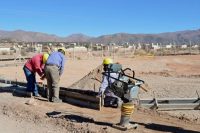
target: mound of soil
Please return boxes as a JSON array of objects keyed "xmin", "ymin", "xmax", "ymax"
[{"xmin": 69, "ymin": 65, "xmax": 103, "ymax": 92}]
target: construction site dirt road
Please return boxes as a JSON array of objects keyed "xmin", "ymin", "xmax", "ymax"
[
  {"xmin": 0, "ymin": 92, "xmax": 200, "ymax": 133},
  {"xmin": 0, "ymin": 55, "xmax": 200, "ymax": 132}
]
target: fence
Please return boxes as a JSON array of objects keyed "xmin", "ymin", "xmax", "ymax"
[
  {"xmin": 66, "ymin": 46, "xmax": 200, "ymax": 60},
  {"xmin": 0, "ymin": 43, "xmax": 200, "ymax": 60}
]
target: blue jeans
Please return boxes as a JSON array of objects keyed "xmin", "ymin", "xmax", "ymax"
[{"xmin": 23, "ymin": 66, "xmax": 39, "ymax": 96}]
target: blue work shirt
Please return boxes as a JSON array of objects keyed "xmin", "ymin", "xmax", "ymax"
[{"xmin": 46, "ymin": 51, "xmax": 66, "ymax": 75}]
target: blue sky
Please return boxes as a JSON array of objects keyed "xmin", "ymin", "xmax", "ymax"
[{"xmin": 0, "ymin": 0, "xmax": 200, "ymax": 37}]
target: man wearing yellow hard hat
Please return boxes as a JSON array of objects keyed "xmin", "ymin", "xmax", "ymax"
[
  {"xmin": 23, "ymin": 53, "xmax": 49, "ymax": 97},
  {"xmin": 98, "ymin": 58, "xmax": 122, "ymax": 107},
  {"xmin": 44, "ymin": 47, "xmax": 66, "ymax": 103},
  {"xmin": 103, "ymin": 58, "xmax": 113, "ymax": 65}
]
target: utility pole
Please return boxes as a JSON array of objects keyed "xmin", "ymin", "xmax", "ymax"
[
  {"xmin": 160, "ymin": 43, "xmax": 163, "ymax": 56},
  {"xmin": 198, "ymin": 43, "xmax": 200, "ymax": 54},
  {"xmin": 72, "ymin": 43, "xmax": 76, "ymax": 60},
  {"xmin": 124, "ymin": 43, "xmax": 126, "ymax": 57},
  {"xmin": 73, "ymin": 44, "xmax": 75, "ymax": 60},
  {"xmin": 189, "ymin": 41, "xmax": 192, "ymax": 55},
  {"xmin": 112, "ymin": 44, "xmax": 115, "ymax": 60},
  {"xmin": 101, "ymin": 44, "xmax": 104, "ymax": 58},
  {"xmin": 173, "ymin": 42, "xmax": 176, "ymax": 55}
]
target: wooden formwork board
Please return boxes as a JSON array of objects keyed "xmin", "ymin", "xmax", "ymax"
[
  {"xmin": 0, "ymin": 57, "xmax": 30, "ymax": 61},
  {"xmin": 0, "ymin": 78, "xmax": 101, "ymax": 110},
  {"xmin": 140, "ymin": 98, "xmax": 200, "ymax": 110},
  {"xmin": 140, "ymin": 103, "xmax": 200, "ymax": 110}
]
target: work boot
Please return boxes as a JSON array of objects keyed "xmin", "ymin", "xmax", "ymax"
[
  {"xmin": 52, "ymin": 97, "xmax": 62, "ymax": 103},
  {"xmin": 113, "ymin": 122, "xmax": 138, "ymax": 131},
  {"xmin": 125, "ymin": 123, "xmax": 138, "ymax": 129}
]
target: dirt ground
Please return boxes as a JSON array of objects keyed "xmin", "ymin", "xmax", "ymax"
[
  {"xmin": 0, "ymin": 91, "xmax": 200, "ymax": 133},
  {"xmin": 0, "ymin": 55, "xmax": 200, "ymax": 132}
]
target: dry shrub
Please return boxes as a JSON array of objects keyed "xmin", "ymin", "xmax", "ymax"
[
  {"xmin": 147, "ymin": 50, "xmax": 155, "ymax": 56},
  {"xmin": 21, "ymin": 50, "xmax": 28, "ymax": 56},
  {"xmin": 10, "ymin": 51, "xmax": 14, "ymax": 55},
  {"xmin": 1, "ymin": 51, "xmax": 9, "ymax": 55},
  {"xmin": 162, "ymin": 49, "xmax": 173, "ymax": 55},
  {"xmin": 77, "ymin": 57, "xmax": 81, "ymax": 60},
  {"xmin": 134, "ymin": 49, "xmax": 148, "ymax": 56}
]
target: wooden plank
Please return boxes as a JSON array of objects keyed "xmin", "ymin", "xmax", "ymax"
[
  {"xmin": 61, "ymin": 96, "xmax": 100, "ymax": 110},
  {"xmin": 60, "ymin": 87, "xmax": 98, "ymax": 96},
  {"xmin": 12, "ymin": 89, "xmax": 32, "ymax": 97},
  {"xmin": 60, "ymin": 90, "xmax": 100, "ymax": 103},
  {"xmin": 0, "ymin": 57, "xmax": 30, "ymax": 61},
  {"xmin": 0, "ymin": 84, "xmax": 13, "ymax": 92},
  {"xmin": 140, "ymin": 103, "xmax": 200, "ymax": 110},
  {"xmin": 140, "ymin": 98, "xmax": 200, "ymax": 104},
  {"xmin": 0, "ymin": 79, "xmax": 101, "ymax": 110}
]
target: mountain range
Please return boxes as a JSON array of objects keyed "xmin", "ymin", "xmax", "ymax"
[{"xmin": 0, "ymin": 29, "xmax": 200, "ymax": 44}]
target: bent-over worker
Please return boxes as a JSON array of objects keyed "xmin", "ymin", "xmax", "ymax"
[{"xmin": 23, "ymin": 53, "xmax": 49, "ymax": 97}]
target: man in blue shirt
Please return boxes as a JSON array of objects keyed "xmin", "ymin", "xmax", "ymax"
[{"xmin": 44, "ymin": 48, "xmax": 66, "ymax": 103}]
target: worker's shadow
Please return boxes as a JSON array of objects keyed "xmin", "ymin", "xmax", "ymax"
[
  {"xmin": 135, "ymin": 122, "xmax": 200, "ymax": 133},
  {"xmin": 46, "ymin": 111, "xmax": 113, "ymax": 127}
]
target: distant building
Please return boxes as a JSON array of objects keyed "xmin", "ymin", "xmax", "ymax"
[
  {"xmin": 192, "ymin": 44, "xmax": 199, "ymax": 48},
  {"xmin": 66, "ymin": 46, "xmax": 87, "ymax": 52},
  {"xmin": 137, "ymin": 43, "xmax": 142, "ymax": 49},
  {"xmin": 166, "ymin": 43, "xmax": 173, "ymax": 49},
  {"xmin": 152, "ymin": 43, "xmax": 160, "ymax": 50},
  {"xmin": 181, "ymin": 44, "xmax": 187, "ymax": 49},
  {"xmin": 0, "ymin": 47, "xmax": 10, "ymax": 54}
]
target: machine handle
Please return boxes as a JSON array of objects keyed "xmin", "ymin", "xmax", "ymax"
[{"xmin": 121, "ymin": 68, "xmax": 135, "ymax": 78}]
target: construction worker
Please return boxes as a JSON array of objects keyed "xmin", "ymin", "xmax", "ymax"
[
  {"xmin": 44, "ymin": 48, "xmax": 66, "ymax": 103},
  {"xmin": 23, "ymin": 53, "xmax": 49, "ymax": 97},
  {"xmin": 98, "ymin": 58, "xmax": 122, "ymax": 107}
]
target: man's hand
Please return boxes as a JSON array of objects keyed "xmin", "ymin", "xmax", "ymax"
[
  {"xmin": 37, "ymin": 81, "xmax": 43, "ymax": 86},
  {"xmin": 40, "ymin": 75, "xmax": 45, "ymax": 80}
]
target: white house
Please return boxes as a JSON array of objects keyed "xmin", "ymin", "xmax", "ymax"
[
  {"xmin": 152, "ymin": 43, "xmax": 160, "ymax": 50},
  {"xmin": 166, "ymin": 43, "xmax": 173, "ymax": 49},
  {"xmin": 137, "ymin": 43, "xmax": 142, "ymax": 49},
  {"xmin": 181, "ymin": 44, "xmax": 187, "ymax": 49},
  {"xmin": 192, "ymin": 44, "xmax": 199, "ymax": 48},
  {"xmin": 0, "ymin": 47, "xmax": 10, "ymax": 54},
  {"xmin": 66, "ymin": 46, "xmax": 87, "ymax": 52},
  {"xmin": 127, "ymin": 45, "xmax": 134, "ymax": 49},
  {"xmin": 59, "ymin": 43, "xmax": 64, "ymax": 46}
]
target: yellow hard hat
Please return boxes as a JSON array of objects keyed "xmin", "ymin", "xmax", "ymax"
[
  {"xmin": 58, "ymin": 47, "xmax": 66, "ymax": 55},
  {"xmin": 43, "ymin": 53, "xmax": 49, "ymax": 64},
  {"xmin": 103, "ymin": 58, "xmax": 113, "ymax": 65}
]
